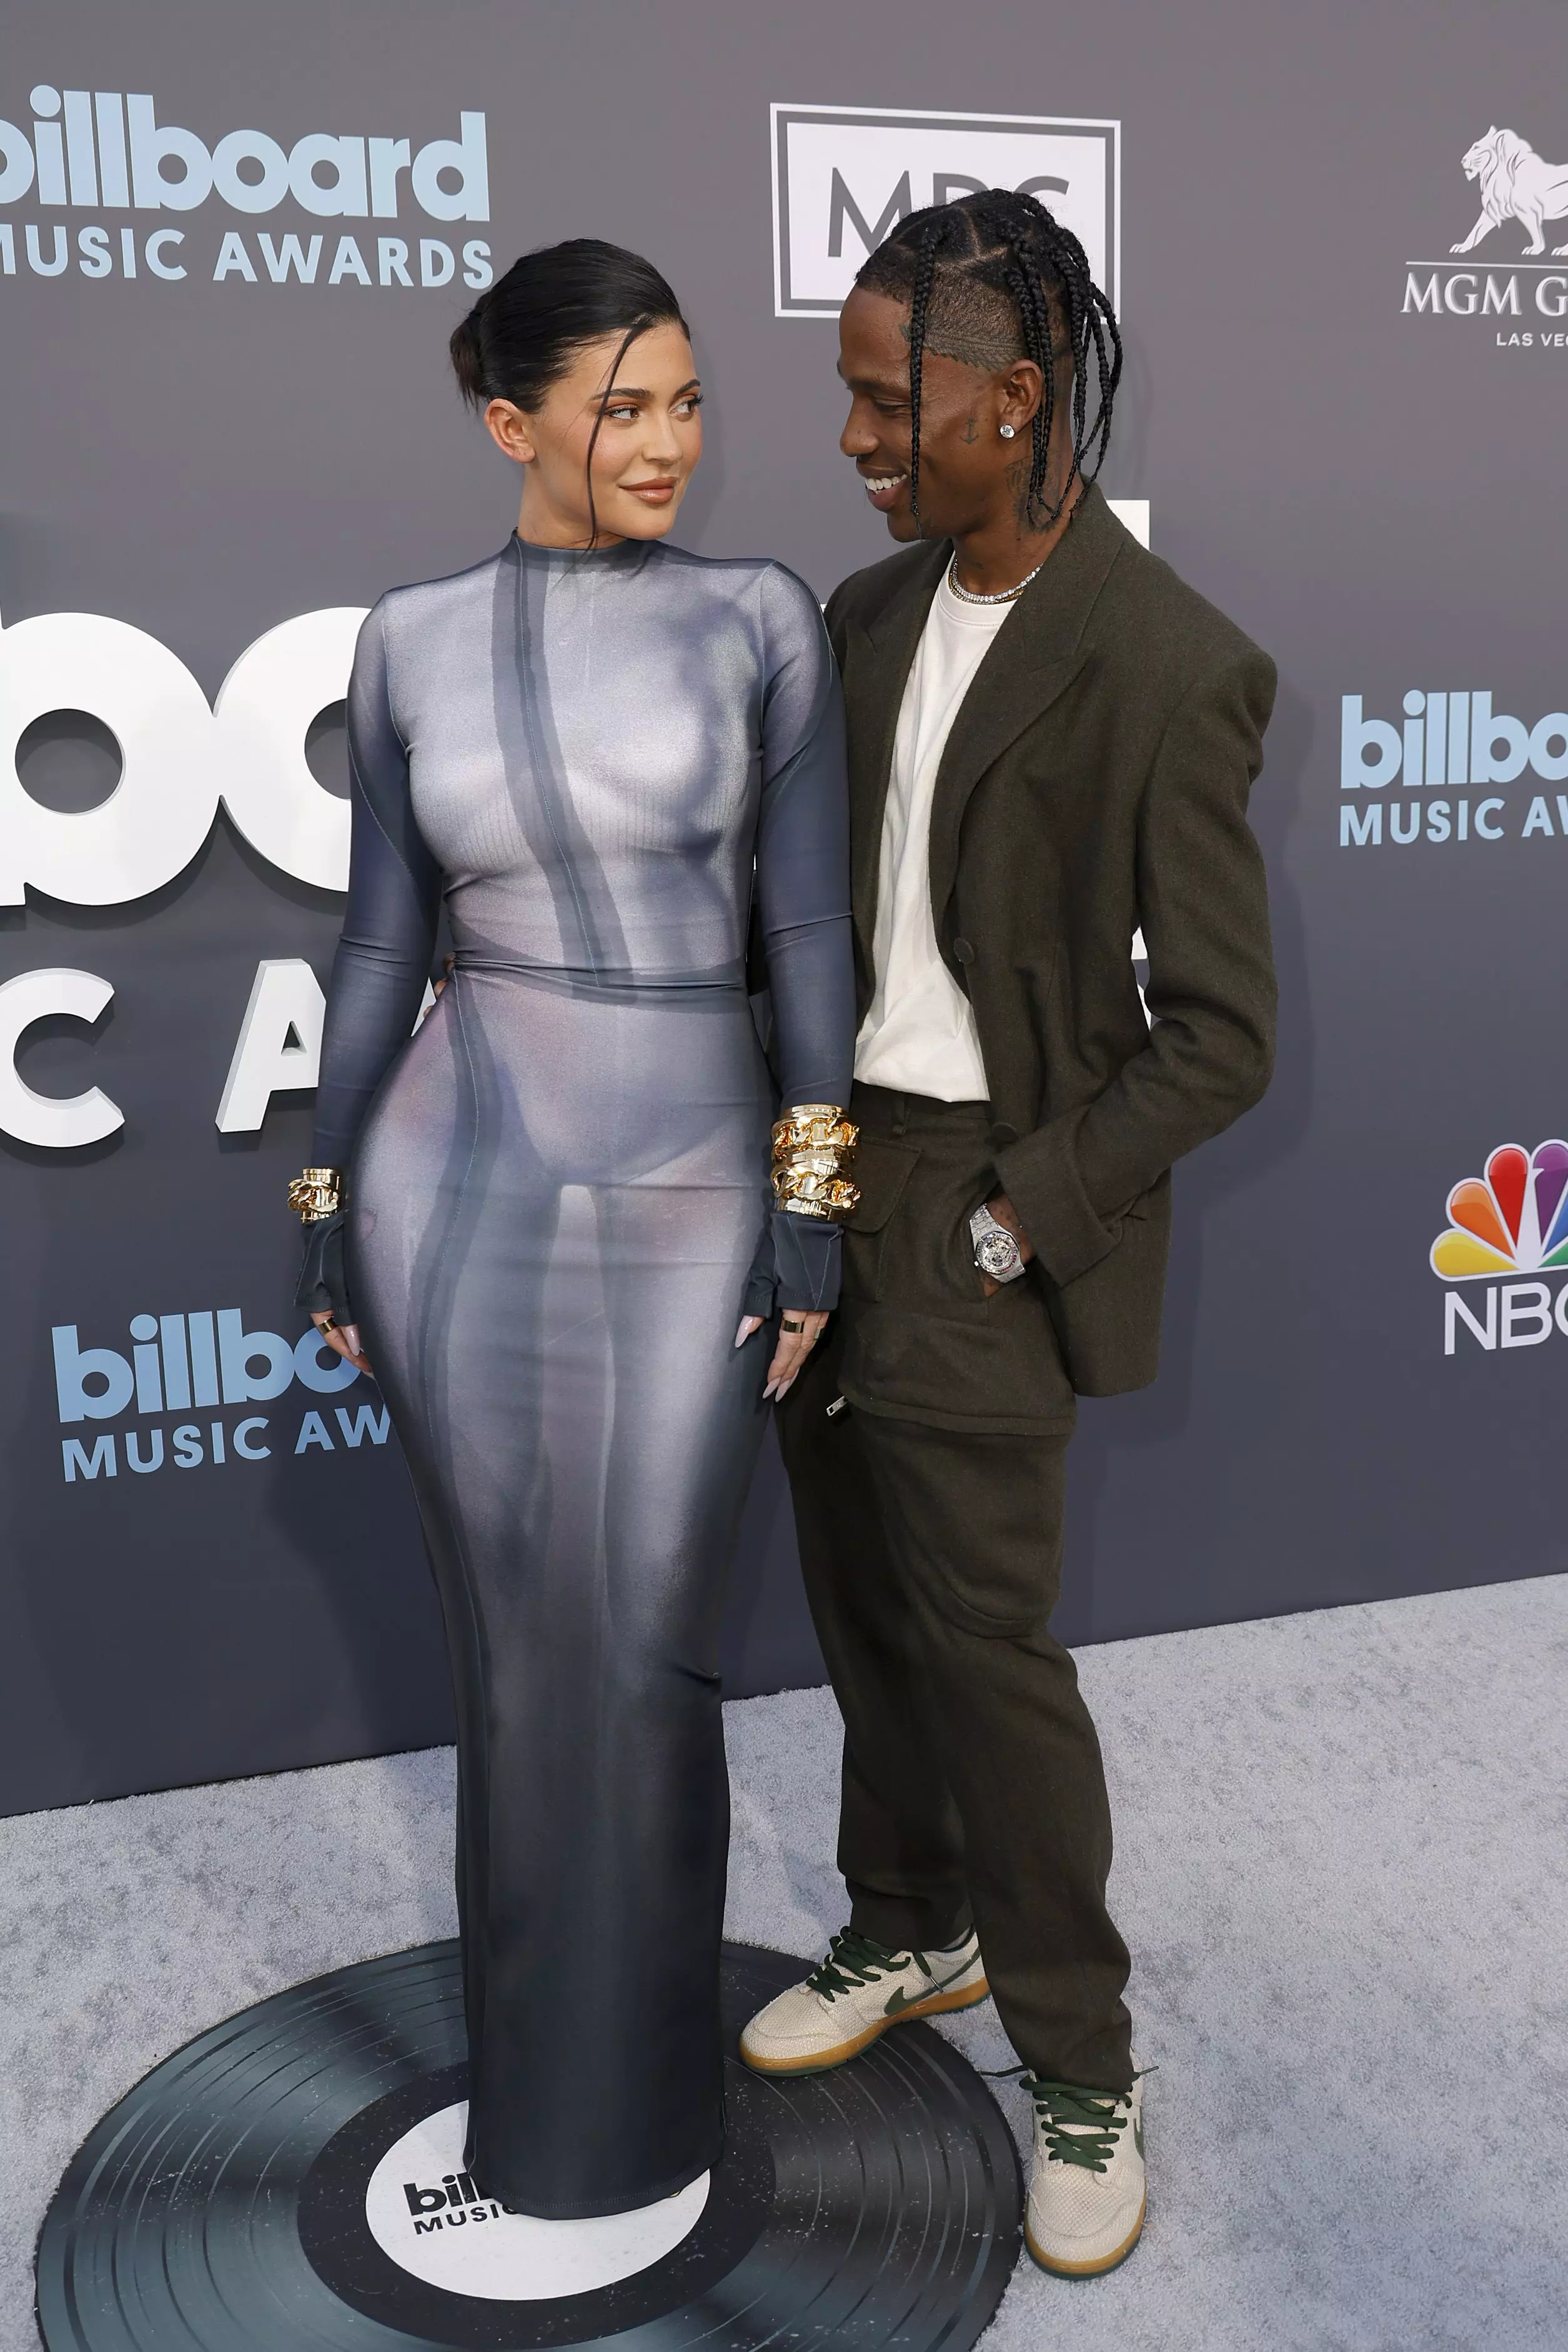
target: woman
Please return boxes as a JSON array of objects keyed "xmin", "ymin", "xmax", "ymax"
[{"xmin": 290, "ymin": 239, "xmax": 856, "ymax": 2218}]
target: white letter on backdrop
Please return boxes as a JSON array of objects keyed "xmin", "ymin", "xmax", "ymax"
[
  {"xmin": 0, "ymin": 611, "xmax": 214, "ymax": 904},
  {"xmin": 216, "ymin": 958, "xmax": 325, "ymax": 1133},
  {"xmin": 213, "ymin": 607, "xmax": 363, "ymax": 890},
  {"xmin": 0, "ymin": 967, "xmax": 123, "ymax": 1147},
  {"xmin": 0, "ymin": 605, "xmax": 365, "ymax": 904}
]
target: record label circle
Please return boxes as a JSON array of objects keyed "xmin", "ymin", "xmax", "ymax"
[
  {"xmin": 37, "ymin": 1939, "xmax": 1022, "ymax": 2352},
  {"xmin": 363, "ymin": 2101, "xmax": 710, "ymax": 2300}
]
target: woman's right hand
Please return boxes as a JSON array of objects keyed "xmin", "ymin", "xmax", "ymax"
[
  {"xmin": 313, "ymin": 1308, "xmax": 371, "ymax": 1375},
  {"xmin": 733, "ymin": 1308, "xmax": 828, "ymax": 1400}
]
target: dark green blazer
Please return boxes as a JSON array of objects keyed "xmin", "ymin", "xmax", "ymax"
[{"xmin": 825, "ymin": 482, "xmax": 1278, "ymax": 1397}]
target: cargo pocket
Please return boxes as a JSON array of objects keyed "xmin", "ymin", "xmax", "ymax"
[{"xmin": 840, "ymin": 1134, "xmax": 920, "ymax": 1305}]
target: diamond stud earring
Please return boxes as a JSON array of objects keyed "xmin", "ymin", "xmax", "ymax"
[{"xmin": 999, "ymin": 422, "xmax": 1016, "ymax": 439}]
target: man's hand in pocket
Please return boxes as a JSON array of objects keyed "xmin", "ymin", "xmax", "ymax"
[{"xmin": 978, "ymin": 1189, "xmax": 1035, "ymax": 1298}]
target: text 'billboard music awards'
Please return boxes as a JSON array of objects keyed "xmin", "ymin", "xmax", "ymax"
[{"xmin": 0, "ymin": 84, "xmax": 493, "ymax": 289}]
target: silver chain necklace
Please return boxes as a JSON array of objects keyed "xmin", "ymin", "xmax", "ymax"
[{"xmin": 946, "ymin": 550, "xmax": 1047, "ymax": 606}]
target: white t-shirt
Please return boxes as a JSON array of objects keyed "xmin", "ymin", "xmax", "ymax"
[{"xmin": 853, "ymin": 565, "xmax": 1013, "ymax": 1099}]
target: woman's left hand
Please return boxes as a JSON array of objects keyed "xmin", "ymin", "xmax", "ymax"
[
  {"xmin": 734, "ymin": 1309, "xmax": 830, "ymax": 1401},
  {"xmin": 312, "ymin": 1306, "xmax": 372, "ymax": 1375}
]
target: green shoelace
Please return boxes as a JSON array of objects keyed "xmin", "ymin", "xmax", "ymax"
[
  {"xmin": 805, "ymin": 1927, "xmax": 923, "ymax": 2003},
  {"xmin": 1021, "ymin": 2078, "xmax": 1129, "ymax": 2173},
  {"xmin": 985, "ymin": 2064, "xmax": 1149, "ymax": 2174}
]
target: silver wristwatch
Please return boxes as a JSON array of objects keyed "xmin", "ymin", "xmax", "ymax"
[{"xmin": 970, "ymin": 1202, "xmax": 1026, "ymax": 1283}]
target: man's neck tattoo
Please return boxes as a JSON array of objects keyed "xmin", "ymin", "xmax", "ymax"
[{"xmin": 1004, "ymin": 450, "xmax": 1034, "ymax": 528}]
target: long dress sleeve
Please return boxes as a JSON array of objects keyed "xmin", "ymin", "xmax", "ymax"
[
  {"xmin": 748, "ymin": 567, "xmax": 856, "ymax": 1313},
  {"xmin": 295, "ymin": 603, "xmax": 441, "ymax": 1321},
  {"xmin": 313, "ymin": 602, "xmax": 442, "ymax": 1169}
]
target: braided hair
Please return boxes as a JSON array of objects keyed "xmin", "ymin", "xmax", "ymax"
[{"xmin": 855, "ymin": 190, "xmax": 1121, "ymax": 531}]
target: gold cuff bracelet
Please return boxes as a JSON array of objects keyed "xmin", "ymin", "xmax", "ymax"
[
  {"xmin": 771, "ymin": 1104, "xmax": 858, "ymax": 1159},
  {"xmin": 770, "ymin": 1104, "xmax": 859, "ymax": 1222},
  {"xmin": 287, "ymin": 1167, "xmax": 344, "ymax": 1222}
]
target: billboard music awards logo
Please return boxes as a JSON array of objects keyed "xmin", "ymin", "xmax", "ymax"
[
  {"xmin": 51, "ymin": 1307, "xmax": 387, "ymax": 1485},
  {"xmin": 363, "ymin": 2101, "xmax": 709, "ymax": 2300},
  {"xmin": 1430, "ymin": 1140, "xmax": 1568, "ymax": 1356},
  {"xmin": 771, "ymin": 102, "xmax": 1118, "ymax": 318},
  {"xmin": 1337, "ymin": 691, "xmax": 1568, "ymax": 850},
  {"xmin": 1402, "ymin": 125, "xmax": 1568, "ymax": 349},
  {"xmin": 0, "ymin": 85, "xmax": 493, "ymax": 292}
]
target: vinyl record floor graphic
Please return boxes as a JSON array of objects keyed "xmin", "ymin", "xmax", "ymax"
[{"xmin": 37, "ymin": 1940, "xmax": 1023, "ymax": 2351}]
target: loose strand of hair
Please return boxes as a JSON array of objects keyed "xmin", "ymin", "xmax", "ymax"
[{"xmin": 581, "ymin": 317, "xmax": 649, "ymax": 551}]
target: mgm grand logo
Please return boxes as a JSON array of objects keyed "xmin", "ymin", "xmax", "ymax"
[{"xmin": 1403, "ymin": 127, "xmax": 1568, "ymax": 347}]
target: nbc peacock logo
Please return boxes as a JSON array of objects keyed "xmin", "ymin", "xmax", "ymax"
[{"xmin": 1430, "ymin": 1139, "xmax": 1568, "ymax": 1353}]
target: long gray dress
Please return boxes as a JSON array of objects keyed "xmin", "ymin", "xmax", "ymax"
[{"xmin": 311, "ymin": 533, "xmax": 853, "ymax": 2217}]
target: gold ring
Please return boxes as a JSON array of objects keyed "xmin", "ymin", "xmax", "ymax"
[
  {"xmin": 318, "ymin": 1316, "xmax": 337, "ymax": 1335},
  {"xmin": 780, "ymin": 1316, "xmax": 805, "ymax": 1333}
]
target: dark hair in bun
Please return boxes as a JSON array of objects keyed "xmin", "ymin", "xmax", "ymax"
[
  {"xmin": 450, "ymin": 238, "xmax": 690, "ymax": 546},
  {"xmin": 449, "ymin": 237, "xmax": 688, "ymax": 412}
]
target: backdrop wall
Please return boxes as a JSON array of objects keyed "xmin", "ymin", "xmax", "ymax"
[{"xmin": 3, "ymin": 0, "xmax": 1562, "ymax": 1815}]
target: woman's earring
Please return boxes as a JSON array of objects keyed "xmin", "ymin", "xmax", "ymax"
[{"xmin": 998, "ymin": 422, "xmax": 1016, "ymax": 439}]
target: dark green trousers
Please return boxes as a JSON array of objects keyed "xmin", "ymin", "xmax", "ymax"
[{"xmin": 777, "ymin": 1085, "xmax": 1133, "ymax": 2093}]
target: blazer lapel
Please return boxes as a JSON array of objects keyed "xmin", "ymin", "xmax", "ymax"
[
  {"xmin": 844, "ymin": 542, "xmax": 946, "ymax": 991},
  {"xmin": 927, "ymin": 484, "xmax": 1129, "ymax": 944}
]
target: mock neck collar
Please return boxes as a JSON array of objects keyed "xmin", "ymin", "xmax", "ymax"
[{"xmin": 510, "ymin": 532, "xmax": 655, "ymax": 576}]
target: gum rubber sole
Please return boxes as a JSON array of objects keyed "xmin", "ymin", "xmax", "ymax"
[
  {"xmin": 739, "ymin": 1975, "xmax": 991, "ymax": 2076},
  {"xmin": 1024, "ymin": 2191, "xmax": 1146, "ymax": 2278}
]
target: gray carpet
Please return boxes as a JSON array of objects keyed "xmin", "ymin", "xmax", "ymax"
[{"xmin": 2, "ymin": 1576, "xmax": 1564, "ymax": 2351}]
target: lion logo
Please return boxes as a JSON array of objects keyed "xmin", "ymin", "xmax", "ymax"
[{"xmin": 1451, "ymin": 126, "xmax": 1568, "ymax": 256}]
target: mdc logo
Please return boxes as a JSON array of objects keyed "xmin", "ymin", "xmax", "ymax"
[
  {"xmin": 1430, "ymin": 1139, "xmax": 1568, "ymax": 1355},
  {"xmin": 770, "ymin": 102, "xmax": 1118, "ymax": 318}
]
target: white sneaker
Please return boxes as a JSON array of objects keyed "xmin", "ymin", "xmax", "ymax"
[
  {"xmin": 740, "ymin": 1926, "xmax": 990, "ymax": 2076},
  {"xmin": 1023, "ymin": 2070, "xmax": 1146, "ymax": 2276}
]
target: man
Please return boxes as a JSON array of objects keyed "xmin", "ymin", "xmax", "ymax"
[{"xmin": 740, "ymin": 192, "xmax": 1276, "ymax": 2280}]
